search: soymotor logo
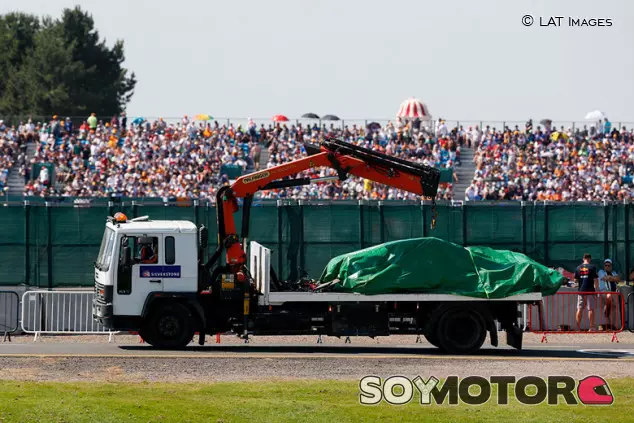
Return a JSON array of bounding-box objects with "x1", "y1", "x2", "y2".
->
[{"x1": 359, "y1": 375, "x2": 613, "y2": 406}]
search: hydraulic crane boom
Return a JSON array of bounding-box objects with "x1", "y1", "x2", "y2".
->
[{"x1": 207, "y1": 139, "x2": 441, "y2": 272}]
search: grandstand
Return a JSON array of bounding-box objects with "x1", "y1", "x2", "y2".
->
[{"x1": 1, "y1": 115, "x2": 633, "y2": 202}]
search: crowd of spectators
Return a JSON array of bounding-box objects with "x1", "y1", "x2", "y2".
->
[
  {"x1": 5, "y1": 112, "x2": 634, "y2": 203},
  {"x1": 13, "y1": 114, "x2": 454, "y2": 201},
  {"x1": 465, "y1": 119, "x2": 634, "y2": 202},
  {"x1": 0, "y1": 119, "x2": 29, "y2": 193},
  {"x1": 257, "y1": 119, "x2": 455, "y2": 201},
  {"x1": 22, "y1": 115, "x2": 255, "y2": 200}
]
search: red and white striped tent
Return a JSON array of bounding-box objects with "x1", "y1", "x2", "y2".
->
[{"x1": 397, "y1": 98, "x2": 431, "y2": 121}]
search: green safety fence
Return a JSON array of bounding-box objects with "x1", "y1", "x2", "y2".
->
[
  {"x1": 439, "y1": 168, "x2": 453, "y2": 183},
  {"x1": 0, "y1": 200, "x2": 632, "y2": 288},
  {"x1": 220, "y1": 164, "x2": 244, "y2": 180},
  {"x1": 31, "y1": 163, "x2": 55, "y2": 182}
]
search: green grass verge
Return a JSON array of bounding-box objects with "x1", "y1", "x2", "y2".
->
[{"x1": 0, "y1": 378, "x2": 632, "y2": 423}]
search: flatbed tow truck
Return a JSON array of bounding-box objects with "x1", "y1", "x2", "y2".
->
[{"x1": 93, "y1": 139, "x2": 539, "y2": 354}]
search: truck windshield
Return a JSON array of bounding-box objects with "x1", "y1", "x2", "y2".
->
[{"x1": 95, "y1": 228, "x2": 116, "y2": 271}]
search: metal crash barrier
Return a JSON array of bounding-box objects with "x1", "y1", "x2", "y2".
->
[
  {"x1": 21, "y1": 291, "x2": 118, "y2": 342},
  {"x1": 529, "y1": 291, "x2": 625, "y2": 343},
  {"x1": 0, "y1": 291, "x2": 20, "y2": 341}
]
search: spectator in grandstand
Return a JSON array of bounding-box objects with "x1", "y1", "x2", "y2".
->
[
  {"x1": 574, "y1": 253, "x2": 599, "y2": 331},
  {"x1": 87, "y1": 113, "x2": 97, "y2": 130}
]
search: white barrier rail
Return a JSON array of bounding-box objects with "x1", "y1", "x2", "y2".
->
[{"x1": 21, "y1": 291, "x2": 118, "y2": 342}]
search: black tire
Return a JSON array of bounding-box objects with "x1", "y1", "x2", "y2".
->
[
  {"x1": 436, "y1": 308, "x2": 486, "y2": 354},
  {"x1": 422, "y1": 308, "x2": 444, "y2": 349},
  {"x1": 424, "y1": 331, "x2": 441, "y2": 348},
  {"x1": 145, "y1": 303, "x2": 195, "y2": 349}
]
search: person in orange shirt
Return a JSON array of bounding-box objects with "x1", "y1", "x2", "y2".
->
[{"x1": 140, "y1": 239, "x2": 158, "y2": 264}]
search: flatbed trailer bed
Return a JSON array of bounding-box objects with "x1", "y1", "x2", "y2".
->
[
  {"x1": 241, "y1": 242, "x2": 539, "y2": 353},
  {"x1": 263, "y1": 292, "x2": 541, "y2": 305},
  {"x1": 251, "y1": 242, "x2": 542, "y2": 306}
]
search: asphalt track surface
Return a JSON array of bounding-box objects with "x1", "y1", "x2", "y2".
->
[
  {"x1": 2, "y1": 341, "x2": 634, "y2": 358},
  {"x1": 1, "y1": 338, "x2": 634, "y2": 382}
]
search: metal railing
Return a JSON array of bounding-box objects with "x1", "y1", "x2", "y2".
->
[
  {"x1": 20, "y1": 291, "x2": 118, "y2": 342},
  {"x1": 0, "y1": 291, "x2": 19, "y2": 341},
  {"x1": 3, "y1": 115, "x2": 634, "y2": 131},
  {"x1": 528, "y1": 291, "x2": 625, "y2": 342}
]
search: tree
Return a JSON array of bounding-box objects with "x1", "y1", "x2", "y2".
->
[
  {"x1": 0, "y1": 7, "x2": 136, "y2": 118},
  {"x1": 0, "y1": 12, "x2": 41, "y2": 95},
  {"x1": 59, "y1": 6, "x2": 136, "y2": 116}
]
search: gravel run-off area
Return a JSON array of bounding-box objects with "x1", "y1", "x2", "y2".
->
[{"x1": 1, "y1": 333, "x2": 634, "y2": 382}]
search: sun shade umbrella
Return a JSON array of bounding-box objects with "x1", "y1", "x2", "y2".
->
[
  {"x1": 367, "y1": 122, "x2": 381, "y2": 131},
  {"x1": 397, "y1": 98, "x2": 431, "y2": 120},
  {"x1": 301, "y1": 113, "x2": 320, "y2": 119},
  {"x1": 585, "y1": 110, "x2": 605, "y2": 120},
  {"x1": 321, "y1": 115, "x2": 340, "y2": 121},
  {"x1": 540, "y1": 119, "x2": 552, "y2": 126},
  {"x1": 132, "y1": 117, "x2": 145, "y2": 125},
  {"x1": 195, "y1": 114, "x2": 213, "y2": 121},
  {"x1": 550, "y1": 131, "x2": 569, "y2": 141},
  {"x1": 272, "y1": 115, "x2": 289, "y2": 122}
]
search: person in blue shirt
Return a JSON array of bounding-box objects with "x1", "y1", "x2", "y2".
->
[
  {"x1": 603, "y1": 118, "x2": 611, "y2": 134},
  {"x1": 64, "y1": 118, "x2": 73, "y2": 134},
  {"x1": 574, "y1": 253, "x2": 599, "y2": 331},
  {"x1": 598, "y1": 258, "x2": 620, "y2": 323}
]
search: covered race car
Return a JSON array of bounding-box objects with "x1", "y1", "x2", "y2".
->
[{"x1": 318, "y1": 237, "x2": 564, "y2": 298}]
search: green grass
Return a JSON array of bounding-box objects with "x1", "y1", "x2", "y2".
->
[{"x1": 0, "y1": 378, "x2": 632, "y2": 423}]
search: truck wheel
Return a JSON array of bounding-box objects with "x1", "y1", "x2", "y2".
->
[
  {"x1": 436, "y1": 308, "x2": 486, "y2": 354},
  {"x1": 145, "y1": 303, "x2": 195, "y2": 349},
  {"x1": 424, "y1": 332, "x2": 440, "y2": 348}
]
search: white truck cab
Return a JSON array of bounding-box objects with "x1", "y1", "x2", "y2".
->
[{"x1": 93, "y1": 214, "x2": 199, "y2": 329}]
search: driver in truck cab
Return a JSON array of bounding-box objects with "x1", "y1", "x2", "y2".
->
[{"x1": 140, "y1": 240, "x2": 158, "y2": 264}]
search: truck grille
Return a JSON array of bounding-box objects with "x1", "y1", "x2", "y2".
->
[{"x1": 95, "y1": 282, "x2": 106, "y2": 303}]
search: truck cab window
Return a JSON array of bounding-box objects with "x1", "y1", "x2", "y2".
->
[
  {"x1": 96, "y1": 228, "x2": 116, "y2": 271},
  {"x1": 117, "y1": 237, "x2": 132, "y2": 295},
  {"x1": 137, "y1": 237, "x2": 159, "y2": 264},
  {"x1": 165, "y1": 236, "x2": 175, "y2": 265}
]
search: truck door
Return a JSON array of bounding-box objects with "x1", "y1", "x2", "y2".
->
[{"x1": 113, "y1": 234, "x2": 166, "y2": 317}]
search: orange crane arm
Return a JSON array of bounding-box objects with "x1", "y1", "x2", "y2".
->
[
  {"x1": 209, "y1": 139, "x2": 441, "y2": 270},
  {"x1": 231, "y1": 150, "x2": 426, "y2": 198}
]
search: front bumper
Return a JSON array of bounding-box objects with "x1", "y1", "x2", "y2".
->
[{"x1": 92, "y1": 299, "x2": 114, "y2": 328}]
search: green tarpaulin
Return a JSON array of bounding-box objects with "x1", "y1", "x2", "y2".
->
[{"x1": 319, "y1": 237, "x2": 564, "y2": 298}]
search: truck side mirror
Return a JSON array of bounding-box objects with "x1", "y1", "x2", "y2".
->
[
  {"x1": 199, "y1": 226, "x2": 208, "y2": 249},
  {"x1": 122, "y1": 246, "x2": 132, "y2": 267}
]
